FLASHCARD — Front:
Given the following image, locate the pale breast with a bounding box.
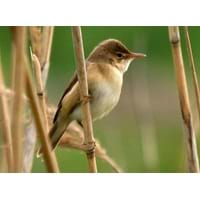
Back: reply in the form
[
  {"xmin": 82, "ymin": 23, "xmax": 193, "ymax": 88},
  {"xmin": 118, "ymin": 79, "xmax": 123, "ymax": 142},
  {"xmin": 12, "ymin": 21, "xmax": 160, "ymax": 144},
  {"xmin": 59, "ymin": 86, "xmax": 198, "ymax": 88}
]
[
  {"xmin": 90, "ymin": 66, "xmax": 123, "ymax": 120},
  {"xmin": 91, "ymin": 82, "xmax": 121, "ymax": 120},
  {"xmin": 70, "ymin": 64, "xmax": 123, "ymax": 121}
]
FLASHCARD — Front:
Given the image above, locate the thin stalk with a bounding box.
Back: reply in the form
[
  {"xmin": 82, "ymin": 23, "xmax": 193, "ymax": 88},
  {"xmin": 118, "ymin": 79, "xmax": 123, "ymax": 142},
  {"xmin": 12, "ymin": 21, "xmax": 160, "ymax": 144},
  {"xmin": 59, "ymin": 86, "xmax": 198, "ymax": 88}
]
[
  {"xmin": 29, "ymin": 27, "xmax": 42, "ymax": 62},
  {"xmin": 184, "ymin": 27, "xmax": 200, "ymax": 124},
  {"xmin": 168, "ymin": 26, "xmax": 199, "ymax": 172},
  {"xmin": 41, "ymin": 26, "xmax": 54, "ymax": 67},
  {"xmin": 31, "ymin": 53, "xmax": 49, "ymax": 130},
  {"xmin": 23, "ymin": 27, "xmax": 55, "ymax": 172},
  {"xmin": 32, "ymin": 53, "xmax": 58, "ymax": 165},
  {"xmin": 72, "ymin": 26, "xmax": 97, "ymax": 173},
  {"xmin": 40, "ymin": 26, "xmax": 54, "ymax": 85},
  {"xmin": 22, "ymin": 27, "xmax": 42, "ymax": 172},
  {"xmin": 0, "ymin": 57, "xmax": 14, "ymax": 172},
  {"xmin": 24, "ymin": 57, "xmax": 59, "ymax": 172},
  {"xmin": 11, "ymin": 27, "xmax": 26, "ymax": 172}
]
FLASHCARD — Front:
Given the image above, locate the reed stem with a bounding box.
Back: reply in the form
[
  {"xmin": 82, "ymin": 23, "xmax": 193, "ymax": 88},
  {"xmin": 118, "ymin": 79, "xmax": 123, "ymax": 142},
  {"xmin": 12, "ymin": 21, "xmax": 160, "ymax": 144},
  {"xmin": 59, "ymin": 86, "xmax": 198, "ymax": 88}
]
[
  {"xmin": 168, "ymin": 26, "xmax": 199, "ymax": 172},
  {"xmin": 24, "ymin": 60, "xmax": 59, "ymax": 172},
  {"xmin": 72, "ymin": 26, "xmax": 97, "ymax": 173},
  {"xmin": 41, "ymin": 26, "xmax": 54, "ymax": 85},
  {"xmin": 184, "ymin": 27, "xmax": 200, "ymax": 125},
  {"xmin": 11, "ymin": 27, "xmax": 26, "ymax": 172},
  {"xmin": 23, "ymin": 27, "xmax": 55, "ymax": 172}
]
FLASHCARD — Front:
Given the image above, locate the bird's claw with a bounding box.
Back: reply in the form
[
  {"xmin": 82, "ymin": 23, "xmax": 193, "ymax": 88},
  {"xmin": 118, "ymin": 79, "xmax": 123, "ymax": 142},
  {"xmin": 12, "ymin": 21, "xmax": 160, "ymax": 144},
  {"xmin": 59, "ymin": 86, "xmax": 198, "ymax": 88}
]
[
  {"xmin": 83, "ymin": 141, "xmax": 96, "ymax": 158},
  {"xmin": 81, "ymin": 95, "xmax": 92, "ymax": 104}
]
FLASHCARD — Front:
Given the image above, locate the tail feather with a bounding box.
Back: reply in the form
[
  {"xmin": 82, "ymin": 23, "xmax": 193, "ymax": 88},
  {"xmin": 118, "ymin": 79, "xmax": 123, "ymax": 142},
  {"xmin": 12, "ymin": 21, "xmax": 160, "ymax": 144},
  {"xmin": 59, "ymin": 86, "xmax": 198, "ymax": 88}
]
[
  {"xmin": 49, "ymin": 121, "xmax": 67, "ymax": 150},
  {"xmin": 37, "ymin": 119, "xmax": 70, "ymax": 157}
]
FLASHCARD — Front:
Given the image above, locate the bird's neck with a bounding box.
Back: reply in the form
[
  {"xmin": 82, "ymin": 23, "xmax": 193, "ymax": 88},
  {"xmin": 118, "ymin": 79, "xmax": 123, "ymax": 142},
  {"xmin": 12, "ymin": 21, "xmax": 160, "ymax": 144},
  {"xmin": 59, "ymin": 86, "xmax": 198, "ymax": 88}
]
[
  {"xmin": 114, "ymin": 60, "xmax": 132, "ymax": 73},
  {"xmin": 94, "ymin": 63, "xmax": 123, "ymax": 87}
]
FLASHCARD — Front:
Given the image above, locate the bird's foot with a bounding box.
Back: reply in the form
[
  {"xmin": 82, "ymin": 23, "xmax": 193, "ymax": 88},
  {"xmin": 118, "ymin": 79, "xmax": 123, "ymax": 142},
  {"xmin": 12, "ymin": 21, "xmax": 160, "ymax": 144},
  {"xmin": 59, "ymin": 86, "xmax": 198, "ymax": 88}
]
[
  {"xmin": 81, "ymin": 95, "xmax": 92, "ymax": 104},
  {"xmin": 83, "ymin": 140, "xmax": 96, "ymax": 158}
]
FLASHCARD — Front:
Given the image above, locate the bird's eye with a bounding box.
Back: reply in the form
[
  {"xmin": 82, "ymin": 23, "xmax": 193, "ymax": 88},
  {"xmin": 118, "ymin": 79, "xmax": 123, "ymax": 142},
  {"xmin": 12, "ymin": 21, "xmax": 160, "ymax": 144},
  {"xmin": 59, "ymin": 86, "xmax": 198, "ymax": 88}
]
[{"xmin": 116, "ymin": 53, "xmax": 123, "ymax": 58}]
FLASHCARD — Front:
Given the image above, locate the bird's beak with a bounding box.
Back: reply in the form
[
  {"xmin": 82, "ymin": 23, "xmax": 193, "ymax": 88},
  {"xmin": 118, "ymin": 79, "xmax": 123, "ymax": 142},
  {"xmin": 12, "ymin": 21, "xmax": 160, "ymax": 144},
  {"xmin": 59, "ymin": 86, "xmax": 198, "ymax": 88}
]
[{"xmin": 129, "ymin": 52, "xmax": 146, "ymax": 59}]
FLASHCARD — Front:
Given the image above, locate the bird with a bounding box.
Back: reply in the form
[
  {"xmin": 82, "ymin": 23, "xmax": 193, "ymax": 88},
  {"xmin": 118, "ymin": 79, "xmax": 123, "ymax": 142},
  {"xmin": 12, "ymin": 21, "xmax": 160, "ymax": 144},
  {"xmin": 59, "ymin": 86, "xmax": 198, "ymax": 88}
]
[{"xmin": 46, "ymin": 39, "xmax": 145, "ymax": 152}]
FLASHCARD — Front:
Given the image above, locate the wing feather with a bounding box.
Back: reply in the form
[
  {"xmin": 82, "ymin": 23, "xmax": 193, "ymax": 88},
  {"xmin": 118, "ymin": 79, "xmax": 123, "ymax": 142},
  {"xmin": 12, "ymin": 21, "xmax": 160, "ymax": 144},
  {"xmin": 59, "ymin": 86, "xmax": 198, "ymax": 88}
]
[
  {"xmin": 53, "ymin": 72, "xmax": 78, "ymax": 123},
  {"xmin": 53, "ymin": 61, "xmax": 92, "ymax": 123}
]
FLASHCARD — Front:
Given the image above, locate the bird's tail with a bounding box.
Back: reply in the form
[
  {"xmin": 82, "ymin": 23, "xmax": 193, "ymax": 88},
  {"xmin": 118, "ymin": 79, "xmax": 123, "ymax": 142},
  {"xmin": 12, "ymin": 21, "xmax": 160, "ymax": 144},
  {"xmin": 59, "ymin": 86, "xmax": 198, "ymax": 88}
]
[{"xmin": 37, "ymin": 118, "xmax": 70, "ymax": 157}]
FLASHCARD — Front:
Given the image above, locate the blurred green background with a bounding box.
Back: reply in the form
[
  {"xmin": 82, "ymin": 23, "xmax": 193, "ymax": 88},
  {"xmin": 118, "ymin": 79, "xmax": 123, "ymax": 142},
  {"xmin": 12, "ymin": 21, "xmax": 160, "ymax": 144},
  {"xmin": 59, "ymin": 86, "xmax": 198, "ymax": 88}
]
[{"xmin": 1, "ymin": 26, "xmax": 200, "ymax": 172}]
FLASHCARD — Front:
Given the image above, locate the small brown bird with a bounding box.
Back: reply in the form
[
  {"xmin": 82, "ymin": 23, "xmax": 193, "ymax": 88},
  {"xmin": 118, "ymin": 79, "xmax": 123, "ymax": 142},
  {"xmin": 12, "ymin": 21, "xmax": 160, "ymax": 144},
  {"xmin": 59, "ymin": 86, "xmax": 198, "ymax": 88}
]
[{"xmin": 49, "ymin": 39, "xmax": 145, "ymax": 150}]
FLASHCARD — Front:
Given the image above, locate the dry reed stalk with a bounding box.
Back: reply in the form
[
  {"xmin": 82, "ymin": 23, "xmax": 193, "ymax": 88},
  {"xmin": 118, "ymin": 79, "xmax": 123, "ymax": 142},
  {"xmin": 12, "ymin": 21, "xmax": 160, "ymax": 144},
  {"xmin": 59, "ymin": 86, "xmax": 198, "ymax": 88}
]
[
  {"xmin": 22, "ymin": 27, "xmax": 42, "ymax": 172},
  {"xmin": 27, "ymin": 27, "xmax": 58, "ymax": 172},
  {"xmin": 11, "ymin": 27, "xmax": 26, "ymax": 172},
  {"xmin": 168, "ymin": 26, "xmax": 199, "ymax": 172},
  {"xmin": 72, "ymin": 26, "xmax": 97, "ymax": 173},
  {"xmin": 184, "ymin": 27, "xmax": 200, "ymax": 124},
  {"xmin": 3, "ymin": 87, "xmax": 28, "ymax": 101},
  {"xmin": 41, "ymin": 27, "xmax": 54, "ymax": 66},
  {"xmin": 0, "ymin": 57, "xmax": 14, "ymax": 172},
  {"xmin": 31, "ymin": 52, "xmax": 49, "ymax": 130},
  {"xmin": 24, "ymin": 58, "xmax": 59, "ymax": 172},
  {"xmin": 31, "ymin": 52, "xmax": 58, "ymax": 165},
  {"xmin": 29, "ymin": 27, "xmax": 42, "ymax": 62},
  {"xmin": 40, "ymin": 27, "xmax": 54, "ymax": 84},
  {"xmin": 22, "ymin": 27, "xmax": 55, "ymax": 172}
]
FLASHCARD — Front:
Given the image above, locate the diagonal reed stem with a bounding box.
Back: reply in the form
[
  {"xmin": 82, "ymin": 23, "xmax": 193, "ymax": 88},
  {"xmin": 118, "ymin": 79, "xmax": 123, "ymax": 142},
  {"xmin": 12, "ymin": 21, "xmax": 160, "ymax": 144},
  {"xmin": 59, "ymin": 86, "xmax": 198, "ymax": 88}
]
[
  {"xmin": 23, "ymin": 27, "xmax": 55, "ymax": 172},
  {"xmin": 168, "ymin": 26, "xmax": 199, "ymax": 172},
  {"xmin": 24, "ymin": 57, "xmax": 59, "ymax": 172},
  {"xmin": 0, "ymin": 56, "xmax": 14, "ymax": 172},
  {"xmin": 31, "ymin": 54, "xmax": 49, "ymax": 130},
  {"xmin": 72, "ymin": 26, "xmax": 97, "ymax": 173},
  {"xmin": 184, "ymin": 27, "xmax": 200, "ymax": 124}
]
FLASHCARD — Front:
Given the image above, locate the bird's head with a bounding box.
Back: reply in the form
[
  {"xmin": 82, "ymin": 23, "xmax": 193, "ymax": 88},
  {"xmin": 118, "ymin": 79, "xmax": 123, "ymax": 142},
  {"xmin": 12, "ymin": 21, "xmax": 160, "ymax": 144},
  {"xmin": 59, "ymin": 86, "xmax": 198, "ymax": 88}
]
[{"xmin": 88, "ymin": 39, "xmax": 146, "ymax": 73}]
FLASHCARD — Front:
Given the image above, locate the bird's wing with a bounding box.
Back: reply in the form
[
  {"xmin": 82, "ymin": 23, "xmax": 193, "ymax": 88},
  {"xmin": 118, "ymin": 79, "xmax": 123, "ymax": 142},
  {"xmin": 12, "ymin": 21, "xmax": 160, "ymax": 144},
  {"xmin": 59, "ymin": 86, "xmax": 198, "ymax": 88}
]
[
  {"xmin": 53, "ymin": 72, "xmax": 78, "ymax": 123},
  {"xmin": 53, "ymin": 81, "xmax": 80, "ymax": 123},
  {"xmin": 53, "ymin": 61, "xmax": 92, "ymax": 123}
]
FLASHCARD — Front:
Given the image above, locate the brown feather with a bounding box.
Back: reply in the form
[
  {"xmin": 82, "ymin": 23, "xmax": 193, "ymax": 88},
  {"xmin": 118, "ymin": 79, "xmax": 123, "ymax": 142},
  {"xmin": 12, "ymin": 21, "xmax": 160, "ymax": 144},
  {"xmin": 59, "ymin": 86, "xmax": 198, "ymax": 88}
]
[
  {"xmin": 53, "ymin": 72, "xmax": 78, "ymax": 123},
  {"xmin": 53, "ymin": 61, "xmax": 91, "ymax": 123}
]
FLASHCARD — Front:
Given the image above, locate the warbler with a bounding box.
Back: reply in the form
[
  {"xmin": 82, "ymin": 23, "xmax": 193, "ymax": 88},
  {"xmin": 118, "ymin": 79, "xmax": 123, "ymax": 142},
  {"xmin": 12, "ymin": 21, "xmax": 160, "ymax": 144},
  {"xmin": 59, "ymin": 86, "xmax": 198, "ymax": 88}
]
[{"xmin": 49, "ymin": 39, "xmax": 145, "ymax": 150}]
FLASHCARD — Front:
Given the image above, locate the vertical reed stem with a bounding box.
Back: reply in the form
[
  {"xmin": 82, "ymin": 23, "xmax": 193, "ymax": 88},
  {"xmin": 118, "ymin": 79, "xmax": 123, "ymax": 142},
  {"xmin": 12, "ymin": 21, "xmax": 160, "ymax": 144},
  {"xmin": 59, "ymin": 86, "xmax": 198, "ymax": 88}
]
[
  {"xmin": 72, "ymin": 26, "xmax": 97, "ymax": 173},
  {"xmin": 0, "ymin": 57, "xmax": 14, "ymax": 172},
  {"xmin": 11, "ymin": 27, "xmax": 26, "ymax": 172},
  {"xmin": 168, "ymin": 26, "xmax": 199, "ymax": 172},
  {"xmin": 184, "ymin": 27, "xmax": 200, "ymax": 123}
]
